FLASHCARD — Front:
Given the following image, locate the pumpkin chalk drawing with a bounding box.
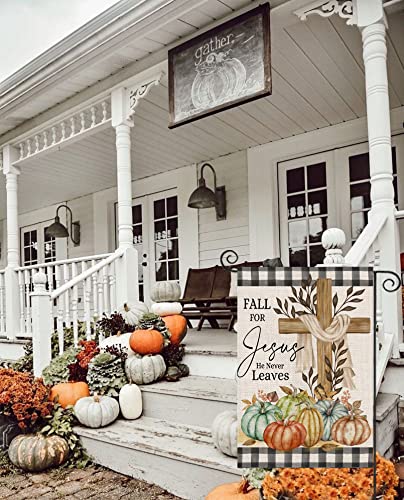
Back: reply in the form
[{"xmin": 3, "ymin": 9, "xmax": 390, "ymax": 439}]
[{"xmin": 191, "ymin": 51, "xmax": 247, "ymax": 110}]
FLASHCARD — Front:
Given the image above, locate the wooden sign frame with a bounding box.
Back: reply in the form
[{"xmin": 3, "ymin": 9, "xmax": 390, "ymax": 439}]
[{"xmin": 168, "ymin": 3, "xmax": 271, "ymax": 129}]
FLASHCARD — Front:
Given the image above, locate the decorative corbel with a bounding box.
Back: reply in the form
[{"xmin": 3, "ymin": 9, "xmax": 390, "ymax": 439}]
[
  {"xmin": 294, "ymin": 0, "xmax": 357, "ymax": 25},
  {"xmin": 128, "ymin": 73, "xmax": 163, "ymax": 117}
]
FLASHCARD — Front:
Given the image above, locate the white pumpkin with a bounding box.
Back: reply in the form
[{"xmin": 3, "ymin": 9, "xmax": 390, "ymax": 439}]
[
  {"xmin": 119, "ymin": 383, "xmax": 142, "ymax": 420},
  {"xmin": 211, "ymin": 411, "xmax": 238, "ymax": 458},
  {"xmin": 99, "ymin": 332, "xmax": 135, "ymax": 357},
  {"xmin": 150, "ymin": 282, "xmax": 181, "ymax": 303},
  {"xmin": 120, "ymin": 302, "xmax": 149, "ymax": 326},
  {"xmin": 74, "ymin": 394, "xmax": 119, "ymax": 428},
  {"xmin": 125, "ymin": 355, "xmax": 166, "ymax": 385},
  {"xmin": 150, "ymin": 302, "xmax": 183, "ymax": 317}
]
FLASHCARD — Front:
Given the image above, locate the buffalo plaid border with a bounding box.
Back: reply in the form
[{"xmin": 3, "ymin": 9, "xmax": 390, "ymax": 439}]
[
  {"xmin": 237, "ymin": 266, "xmax": 375, "ymax": 469},
  {"xmin": 238, "ymin": 447, "xmax": 374, "ymax": 468},
  {"xmin": 237, "ymin": 266, "xmax": 374, "ymax": 287}
]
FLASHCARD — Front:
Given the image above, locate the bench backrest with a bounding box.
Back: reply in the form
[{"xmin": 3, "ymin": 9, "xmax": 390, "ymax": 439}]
[{"xmin": 182, "ymin": 267, "xmax": 216, "ymax": 300}]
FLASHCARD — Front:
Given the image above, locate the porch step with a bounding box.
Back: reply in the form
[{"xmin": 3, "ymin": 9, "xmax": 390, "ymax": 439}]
[
  {"xmin": 376, "ymin": 392, "xmax": 400, "ymax": 459},
  {"xmin": 141, "ymin": 376, "xmax": 236, "ymax": 427},
  {"xmin": 183, "ymin": 329, "xmax": 237, "ymax": 379},
  {"xmin": 75, "ymin": 416, "xmax": 239, "ymax": 500}
]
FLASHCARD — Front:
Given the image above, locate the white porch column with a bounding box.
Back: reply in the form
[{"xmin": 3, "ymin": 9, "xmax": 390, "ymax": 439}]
[
  {"xmin": 3, "ymin": 145, "xmax": 21, "ymax": 339},
  {"xmin": 31, "ymin": 271, "xmax": 52, "ymax": 376},
  {"xmin": 111, "ymin": 87, "xmax": 139, "ymax": 306},
  {"xmin": 359, "ymin": 1, "xmax": 402, "ymax": 355}
]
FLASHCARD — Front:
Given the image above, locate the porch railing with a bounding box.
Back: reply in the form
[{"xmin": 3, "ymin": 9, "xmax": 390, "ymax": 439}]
[
  {"xmin": 14, "ymin": 253, "xmax": 112, "ymax": 338},
  {"xmin": 50, "ymin": 249, "xmax": 124, "ymax": 354},
  {"xmin": 0, "ymin": 270, "xmax": 5, "ymax": 337}
]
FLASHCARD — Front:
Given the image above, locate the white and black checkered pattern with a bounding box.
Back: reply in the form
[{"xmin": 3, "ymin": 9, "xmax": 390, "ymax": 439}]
[
  {"xmin": 237, "ymin": 267, "xmax": 374, "ymax": 287},
  {"xmin": 238, "ymin": 447, "xmax": 374, "ymax": 468}
]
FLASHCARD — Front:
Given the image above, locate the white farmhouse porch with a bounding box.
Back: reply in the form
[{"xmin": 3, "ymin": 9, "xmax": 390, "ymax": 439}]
[{"xmin": 0, "ymin": 0, "xmax": 403, "ymax": 497}]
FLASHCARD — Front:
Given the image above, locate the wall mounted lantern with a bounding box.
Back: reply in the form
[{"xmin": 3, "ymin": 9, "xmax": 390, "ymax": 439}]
[
  {"xmin": 187, "ymin": 163, "xmax": 227, "ymax": 221},
  {"xmin": 45, "ymin": 204, "xmax": 80, "ymax": 246}
]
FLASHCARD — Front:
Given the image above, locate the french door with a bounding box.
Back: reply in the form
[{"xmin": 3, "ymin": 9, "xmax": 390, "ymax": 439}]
[
  {"xmin": 279, "ymin": 136, "xmax": 404, "ymax": 266},
  {"xmin": 279, "ymin": 151, "xmax": 336, "ymax": 267},
  {"xmin": 121, "ymin": 189, "xmax": 180, "ymax": 303},
  {"xmin": 20, "ymin": 221, "xmax": 65, "ymax": 267}
]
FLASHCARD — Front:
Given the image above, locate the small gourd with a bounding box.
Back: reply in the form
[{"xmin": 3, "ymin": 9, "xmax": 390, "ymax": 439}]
[
  {"xmin": 74, "ymin": 394, "xmax": 119, "ymax": 428},
  {"xmin": 178, "ymin": 363, "xmax": 190, "ymax": 377},
  {"xmin": 212, "ymin": 411, "xmax": 237, "ymax": 457},
  {"xmin": 165, "ymin": 366, "xmax": 182, "ymax": 382},
  {"xmin": 119, "ymin": 383, "xmax": 142, "ymax": 420},
  {"xmin": 120, "ymin": 302, "xmax": 149, "ymax": 326},
  {"xmin": 125, "ymin": 354, "xmax": 166, "ymax": 385},
  {"xmin": 151, "ymin": 302, "xmax": 183, "ymax": 317}
]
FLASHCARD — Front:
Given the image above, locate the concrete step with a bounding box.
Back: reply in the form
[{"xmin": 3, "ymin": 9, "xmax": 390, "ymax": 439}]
[
  {"xmin": 75, "ymin": 416, "xmax": 240, "ymax": 500},
  {"xmin": 141, "ymin": 376, "xmax": 236, "ymax": 427},
  {"xmin": 376, "ymin": 392, "xmax": 400, "ymax": 459}
]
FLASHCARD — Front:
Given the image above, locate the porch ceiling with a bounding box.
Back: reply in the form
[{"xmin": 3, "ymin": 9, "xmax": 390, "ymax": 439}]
[{"xmin": 0, "ymin": 5, "xmax": 403, "ymax": 220}]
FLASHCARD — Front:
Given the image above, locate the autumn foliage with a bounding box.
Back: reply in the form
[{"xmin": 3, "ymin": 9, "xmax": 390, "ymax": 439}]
[
  {"xmin": 262, "ymin": 453, "xmax": 398, "ymax": 499},
  {"xmin": 0, "ymin": 368, "xmax": 54, "ymax": 430}
]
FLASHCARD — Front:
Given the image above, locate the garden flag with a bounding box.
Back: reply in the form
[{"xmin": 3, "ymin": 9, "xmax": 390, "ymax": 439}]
[{"xmin": 236, "ymin": 267, "xmax": 374, "ymax": 468}]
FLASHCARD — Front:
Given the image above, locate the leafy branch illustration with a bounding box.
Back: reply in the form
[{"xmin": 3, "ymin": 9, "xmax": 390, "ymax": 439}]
[
  {"xmin": 332, "ymin": 286, "xmax": 365, "ymax": 318},
  {"xmin": 324, "ymin": 340, "xmax": 349, "ymax": 396},
  {"xmin": 273, "ymin": 275, "xmax": 317, "ymax": 318},
  {"xmin": 302, "ymin": 366, "xmax": 318, "ymax": 399}
]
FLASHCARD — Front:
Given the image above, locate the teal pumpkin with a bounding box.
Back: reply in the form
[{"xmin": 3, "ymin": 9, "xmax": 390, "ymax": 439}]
[
  {"xmin": 241, "ymin": 402, "xmax": 282, "ymax": 441},
  {"xmin": 314, "ymin": 400, "xmax": 349, "ymax": 441},
  {"xmin": 277, "ymin": 390, "xmax": 311, "ymax": 419}
]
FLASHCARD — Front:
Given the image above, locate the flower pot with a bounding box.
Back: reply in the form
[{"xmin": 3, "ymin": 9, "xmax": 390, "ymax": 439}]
[{"xmin": 0, "ymin": 414, "xmax": 21, "ymax": 450}]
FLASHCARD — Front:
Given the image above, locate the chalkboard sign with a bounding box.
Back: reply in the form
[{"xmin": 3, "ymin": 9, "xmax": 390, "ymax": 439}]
[{"xmin": 168, "ymin": 4, "xmax": 271, "ymax": 128}]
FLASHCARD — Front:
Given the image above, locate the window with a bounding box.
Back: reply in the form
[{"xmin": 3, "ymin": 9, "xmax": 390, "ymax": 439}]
[{"xmin": 154, "ymin": 196, "xmax": 179, "ymax": 282}]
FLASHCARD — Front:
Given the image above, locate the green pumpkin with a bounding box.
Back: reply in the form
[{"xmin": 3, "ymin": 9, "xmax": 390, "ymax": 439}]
[
  {"xmin": 241, "ymin": 402, "xmax": 282, "ymax": 441},
  {"xmin": 315, "ymin": 399, "xmax": 349, "ymax": 441},
  {"xmin": 8, "ymin": 434, "xmax": 69, "ymax": 472},
  {"xmin": 277, "ymin": 389, "xmax": 311, "ymax": 418}
]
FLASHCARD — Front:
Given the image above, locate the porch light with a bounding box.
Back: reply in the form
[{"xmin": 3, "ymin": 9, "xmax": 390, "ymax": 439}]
[
  {"xmin": 46, "ymin": 204, "xmax": 80, "ymax": 246},
  {"xmin": 188, "ymin": 163, "xmax": 226, "ymax": 220}
]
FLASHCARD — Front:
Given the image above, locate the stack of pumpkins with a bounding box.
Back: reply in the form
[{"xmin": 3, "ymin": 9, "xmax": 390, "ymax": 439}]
[{"xmin": 150, "ymin": 281, "xmax": 187, "ymax": 345}]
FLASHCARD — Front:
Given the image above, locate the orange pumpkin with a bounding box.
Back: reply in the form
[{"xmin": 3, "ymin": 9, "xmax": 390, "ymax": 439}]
[
  {"xmin": 263, "ymin": 419, "xmax": 307, "ymax": 451},
  {"xmin": 162, "ymin": 315, "xmax": 187, "ymax": 345},
  {"xmin": 129, "ymin": 329, "xmax": 164, "ymax": 355},
  {"xmin": 49, "ymin": 381, "xmax": 89, "ymax": 409},
  {"xmin": 331, "ymin": 415, "xmax": 371, "ymax": 446},
  {"xmin": 206, "ymin": 481, "xmax": 259, "ymax": 500}
]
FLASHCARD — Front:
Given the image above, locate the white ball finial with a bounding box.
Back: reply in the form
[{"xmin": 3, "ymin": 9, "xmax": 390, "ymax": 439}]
[
  {"xmin": 33, "ymin": 271, "xmax": 47, "ymax": 291},
  {"xmin": 321, "ymin": 228, "xmax": 346, "ymax": 265}
]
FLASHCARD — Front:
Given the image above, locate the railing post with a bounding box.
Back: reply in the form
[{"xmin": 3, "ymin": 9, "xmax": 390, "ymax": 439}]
[
  {"xmin": 3, "ymin": 145, "xmax": 21, "ymax": 340},
  {"xmin": 359, "ymin": 4, "xmax": 402, "ymax": 356},
  {"xmin": 115, "ymin": 246, "xmax": 139, "ymax": 307},
  {"xmin": 112, "ymin": 87, "xmax": 139, "ymax": 307},
  {"xmin": 31, "ymin": 271, "xmax": 52, "ymax": 377},
  {"xmin": 321, "ymin": 228, "xmax": 346, "ymax": 265}
]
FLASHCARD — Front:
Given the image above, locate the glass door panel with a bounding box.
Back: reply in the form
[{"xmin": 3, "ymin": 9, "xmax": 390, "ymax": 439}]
[{"xmin": 279, "ymin": 152, "xmax": 335, "ymax": 266}]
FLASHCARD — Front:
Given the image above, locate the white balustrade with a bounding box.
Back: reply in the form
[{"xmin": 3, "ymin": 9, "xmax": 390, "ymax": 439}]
[
  {"xmin": 15, "ymin": 99, "xmax": 111, "ymax": 164},
  {"xmin": 15, "ymin": 253, "xmax": 111, "ymax": 338}
]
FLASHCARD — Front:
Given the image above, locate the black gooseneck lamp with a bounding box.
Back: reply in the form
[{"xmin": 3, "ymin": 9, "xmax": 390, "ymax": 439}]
[
  {"xmin": 45, "ymin": 204, "xmax": 81, "ymax": 246},
  {"xmin": 187, "ymin": 163, "xmax": 227, "ymax": 221}
]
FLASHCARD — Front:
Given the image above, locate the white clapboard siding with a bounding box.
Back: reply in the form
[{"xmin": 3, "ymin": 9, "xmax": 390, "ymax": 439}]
[{"xmin": 198, "ymin": 150, "xmax": 249, "ymax": 268}]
